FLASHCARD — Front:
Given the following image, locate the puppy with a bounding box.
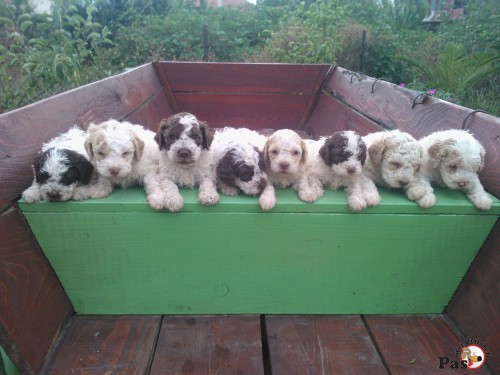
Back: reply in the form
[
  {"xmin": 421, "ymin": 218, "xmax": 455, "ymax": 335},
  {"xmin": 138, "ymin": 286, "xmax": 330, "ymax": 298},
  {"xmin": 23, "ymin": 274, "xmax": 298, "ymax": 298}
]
[
  {"xmin": 154, "ymin": 112, "xmax": 219, "ymax": 212},
  {"xmin": 419, "ymin": 129, "xmax": 493, "ymax": 210},
  {"xmin": 84, "ymin": 119, "xmax": 163, "ymax": 209},
  {"xmin": 259, "ymin": 129, "xmax": 317, "ymax": 210},
  {"xmin": 211, "ymin": 127, "xmax": 269, "ymax": 209},
  {"xmin": 22, "ymin": 127, "xmax": 95, "ymax": 202},
  {"xmin": 307, "ymin": 130, "xmax": 380, "ymax": 212},
  {"xmin": 363, "ymin": 130, "xmax": 436, "ymax": 208}
]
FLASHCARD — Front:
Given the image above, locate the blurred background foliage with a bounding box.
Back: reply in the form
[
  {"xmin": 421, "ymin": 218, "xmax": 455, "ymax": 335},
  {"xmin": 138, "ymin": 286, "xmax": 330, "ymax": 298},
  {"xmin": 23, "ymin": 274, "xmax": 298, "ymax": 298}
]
[{"xmin": 0, "ymin": 0, "xmax": 498, "ymax": 115}]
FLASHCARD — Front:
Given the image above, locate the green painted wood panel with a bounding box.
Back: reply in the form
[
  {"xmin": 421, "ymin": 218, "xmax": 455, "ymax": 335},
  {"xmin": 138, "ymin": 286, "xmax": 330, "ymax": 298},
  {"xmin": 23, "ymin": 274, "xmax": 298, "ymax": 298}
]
[{"xmin": 19, "ymin": 188, "xmax": 499, "ymax": 315}]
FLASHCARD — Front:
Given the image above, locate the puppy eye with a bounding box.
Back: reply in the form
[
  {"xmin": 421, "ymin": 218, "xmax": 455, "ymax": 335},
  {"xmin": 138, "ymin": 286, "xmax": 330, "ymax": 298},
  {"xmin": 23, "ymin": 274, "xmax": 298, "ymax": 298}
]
[
  {"xmin": 415, "ymin": 164, "xmax": 421, "ymax": 172},
  {"xmin": 448, "ymin": 164, "xmax": 458, "ymax": 172},
  {"xmin": 97, "ymin": 151, "xmax": 105, "ymax": 157},
  {"xmin": 390, "ymin": 162, "xmax": 401, "ymax": 169},
  {"xmin": 168, "ymin": 134, "xmax": 178, "ymax": 141},
  {"xmin": 270, "ymin": 149, "xmax": 278, "ymax": 155},
  {"xmin": 122, "ymin": 151, "xmax": 131, "ymax": 158},
  {"xmin": 292, "ymin": 150, "xmax": 301, "ymax": 156}
]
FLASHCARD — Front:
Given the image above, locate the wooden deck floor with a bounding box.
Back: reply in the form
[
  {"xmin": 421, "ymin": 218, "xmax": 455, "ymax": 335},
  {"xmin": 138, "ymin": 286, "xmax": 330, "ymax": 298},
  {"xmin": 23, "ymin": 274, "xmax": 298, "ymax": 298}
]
[{"xmin": 41, "ymin": 314, "xmax": 492, "ymax": 374}]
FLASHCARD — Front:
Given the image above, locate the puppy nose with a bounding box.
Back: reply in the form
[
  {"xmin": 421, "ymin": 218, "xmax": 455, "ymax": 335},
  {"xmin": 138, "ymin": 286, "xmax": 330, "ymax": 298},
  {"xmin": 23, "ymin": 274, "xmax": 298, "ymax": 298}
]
[
  {"xmin": 399, "ymin": 180, "xmax": 409, "ymax": 187},
  {"xmin": 458, "ymin": 180, "xmax": 468, "ymax": 188},
  {"xmin": 177, "ymin": 148, "xmax": 192, "ymax": 159},
  {"xmin": 347, "ymin": 167, "xmax": 356, "ymax": 175},
  {"xmin": 46, "ymin": 192, "xmax": 61, "ymax": 200},
  {"xmin": 279, "ymin": 162, "xmax": 290, "ymax": 171},
  {"xmin": 109, "ymin": 168, "xmax": 120, "ymax": 176}
]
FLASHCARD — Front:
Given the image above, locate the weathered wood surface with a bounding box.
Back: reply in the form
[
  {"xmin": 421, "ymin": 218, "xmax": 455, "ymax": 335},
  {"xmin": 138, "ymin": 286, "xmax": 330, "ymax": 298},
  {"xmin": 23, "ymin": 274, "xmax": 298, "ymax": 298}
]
[
  {"xmin": 41, "ymin": 315, "xmax": 161, "ymax": 374},
  {"xmin": 154, "ymin": 62, "xmax": 330, "ymax": 129},
  {"xmin": 447, "ymin": 219, "xmax": 500, "ymax": 373},
  {"xmin": 364, "ymin": 315, "xmax": 492, "ymax": 374},
  {"xmin": 326, "ymin": 66, "xmax": 500, "ymax": 197},
  {"xmin": 266, "ymin": 315, "xmax": 387, "ymax": 374},
  {"xmin": 0, "ymin": 63, "xmax": 165, "ymax": 208},
  {"xmin": 150, "ymin": 315, "xmax": 263, "ymax": 375},
  {"xmin": 0, "ymin": 207, "xmax": 73, "ymax": 374}
]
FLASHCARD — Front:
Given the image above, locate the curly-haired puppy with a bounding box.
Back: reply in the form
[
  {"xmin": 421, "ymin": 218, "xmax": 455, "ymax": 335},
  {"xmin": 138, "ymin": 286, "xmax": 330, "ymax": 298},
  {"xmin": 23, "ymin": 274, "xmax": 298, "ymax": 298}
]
[
  {"xmin": 211, "ymin": 127, "xmax": 269, "ymax": 209},
  {"xmin": 259, "ymin": 129, "xmax": 317, "ymax": 210},
  {"xmin": 363, "ymin": 130, "xmax": 436, "ymax": 208},
  {"xmin": 308, "ymin": 130, "xmax": 380, "ymax": 212},
  {"xmin": 85, "ymin": 119, "xmax": 163, "ymax": 209},
  {"xmin": 155, "ymin": 112, "xmax": 219, "ymax": 212},
  {"xmin": 419, "ymin": 129, "xmax": 492, "ymax": 210},
  {"xmin": 22, "ymin": 127, "xmax": 96, "ymax": 202}
]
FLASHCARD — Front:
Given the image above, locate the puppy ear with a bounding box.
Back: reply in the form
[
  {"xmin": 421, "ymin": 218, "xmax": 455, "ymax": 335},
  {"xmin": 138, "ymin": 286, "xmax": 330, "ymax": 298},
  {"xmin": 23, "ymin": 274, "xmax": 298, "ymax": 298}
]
[
  {"xmin": 358, "ymin": 138, "xmax": 367, "ymax": 165},
  {"xmin": 216, "ymin": 150, "xmax": 237, "ymax": 187},
  {"xmin": 33, "ymin": 151, "xmax": 48, "ymax": 182},
  {"xmin": 368, "ymin": 137, "xmax": 387, "ymax": 168},
  {"xmin": 155, "ymin": 118, "xmax": 170, "ymax": 150},
  {"xmin": 300, "ymin": 138, "xmax": 308, "ymax": 164},
  {"xmin": 199, "ymin": 121, "xmax": 213, "ymax": 150},
  {"xmin": 319, "ymin": 138, "xmax": 332, "ymax": 165},
  {"xmin": 84, "ymin": 124, "xmax": 97, "ymax": 160},
  {"xmin": 70, "ymin": 153, "xmax": 94, "ymax": 184},
  {"xmin": 131, "ymin": 131, "xmax": 145, "ymax": 160},
  {"xmin": 428, "ymin": 139, "xmax": 455, "ymax": 169},
  {"xmin": 478, "ymin": 145, "xmax": 486, "ymax": 172},
  {"xmin": 263, "ymin": 137, "xmax": 272, "ymax": 166}
]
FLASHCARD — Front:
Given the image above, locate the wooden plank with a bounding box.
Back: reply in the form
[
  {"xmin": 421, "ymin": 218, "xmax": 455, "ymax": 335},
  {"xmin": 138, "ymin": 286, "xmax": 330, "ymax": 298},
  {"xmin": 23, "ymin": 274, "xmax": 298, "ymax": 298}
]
[
  {"xmin": 173, "ymin": 92, "xmax": 314, "ymax": 129},
  {"xmin": 447, "ymin": 219, "xmax": 500, "ymax": 373},
  {"xmin": 42, "ymin": 315, "xmax": 161, "ymax": 374},
  {"xmin": 306, "ymin": 92, "xmax": 384, "ymax": 138},
  {"xmin": 19, "ymin": 189, "xmax": 498, "ymax": 314},
  {"xmin": 0, "ymin": 207, "xmax": 73, "ymax": 374},
  {"xmin": 0, "ymin": 63, "xmax": 163, "ymax": 208},
  {"xmin": 157, "ymin": 61, "xmax": 330, "ymax": 94},
  {"xmin": 124, "ymin": 89, "xmax": 173, "ymax": 132},
  {"xmin": 150, "ymin": 315, "xmax": 263, "ymax": 375},
  {"xmin": 266, "ymin": 315, "xmax": 387, "ymax": 374},
  {"xmin": 364, "ymin": 315, "xmax": 492, "ymax": 374}
]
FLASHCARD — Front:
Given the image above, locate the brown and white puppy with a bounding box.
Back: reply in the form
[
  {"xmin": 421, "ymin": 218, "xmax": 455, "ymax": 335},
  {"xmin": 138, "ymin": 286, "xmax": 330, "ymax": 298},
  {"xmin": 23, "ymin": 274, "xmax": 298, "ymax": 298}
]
[
  {"xmin": 259, "ymin": 129, "xmax": 317, "ymax": 210},
  {"xmin": 84, "ymin": 119, "xmax": 163, "ymax": 209},
  {"xmin": 22, "ymin": 127, "xmax": 96, "ymax": 202},
  {"xmin": 363, "ymin": 130, "xmax": 435, "ymax": 208},
  {"xmin": 211, "ymin": 127, "xmax": 269, "ymax": 208},
  {"xmin": 419, "ymin": 129, "xmax": 492, "ymax": 210},
  {"xmin": 155, "ymin": 112, "xmax": 219, "ymax": 212},
  {"xmin": 307, "ymin": 130, "xmax": 380, "ymax": 212}
]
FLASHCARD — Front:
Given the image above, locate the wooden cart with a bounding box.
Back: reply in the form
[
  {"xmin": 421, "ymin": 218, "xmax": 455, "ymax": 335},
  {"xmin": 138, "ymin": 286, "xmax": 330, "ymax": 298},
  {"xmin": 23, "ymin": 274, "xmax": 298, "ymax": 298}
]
[{"xmin": 0, "ymin": 62, "xmax": 498, "ymax": 374}]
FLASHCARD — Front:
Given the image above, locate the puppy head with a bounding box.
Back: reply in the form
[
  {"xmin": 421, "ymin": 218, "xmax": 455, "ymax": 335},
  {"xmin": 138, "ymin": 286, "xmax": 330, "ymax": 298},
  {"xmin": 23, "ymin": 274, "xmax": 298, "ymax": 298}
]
[
  {"xmin": 216, "ymin": 147, "xmax": 268, "ymax": 196},
  {"xmin": 427, "ymin": 134, "xmax": 485, "ymax": 191},
  {"xmin": 319, "ymin": 130, "xmax": 366, "ymax": 177},
  {"xmin": 369, "ymin": 131, "xmax": 423, "ymax": 188},
  {"xmin": 264, "ymin": 129, "xmax": 307, "ymax": 175},
  {"xmin": 155, "ymin": 112, "xmax": 213, "ymax": 165},
  {"xmin": 33, "ymin": 148, "xmax": 94, "ymax": 201},
  {"xmin": 85, "ymin": 120, "xmax": 144, "ymax": 179}
]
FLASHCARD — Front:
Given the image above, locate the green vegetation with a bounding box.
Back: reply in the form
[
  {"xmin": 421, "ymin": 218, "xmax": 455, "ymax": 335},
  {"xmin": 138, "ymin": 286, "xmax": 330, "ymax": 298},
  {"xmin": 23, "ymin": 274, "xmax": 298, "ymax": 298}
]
[{"xmin": 0, "ymin": 0, "xmax": 498, "ymax": 115}]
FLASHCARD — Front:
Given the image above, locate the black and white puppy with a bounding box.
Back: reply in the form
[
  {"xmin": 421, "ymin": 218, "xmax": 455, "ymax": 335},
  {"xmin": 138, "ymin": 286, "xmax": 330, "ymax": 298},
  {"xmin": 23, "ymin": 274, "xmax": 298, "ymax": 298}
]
[
  {"xmin": 307, "ymin": 130, "xmax": 380, "ymax": 212},
  {"xmin": 211, "ymin": 127, "xmax": 269, "ymax": 208},
  {"xmin": 22, "ymin": 127, "xmax": 94, "ymax": 202},
  {"xmin": 155, "ymin": 112, "xmax": 219, "ymax": 212}
]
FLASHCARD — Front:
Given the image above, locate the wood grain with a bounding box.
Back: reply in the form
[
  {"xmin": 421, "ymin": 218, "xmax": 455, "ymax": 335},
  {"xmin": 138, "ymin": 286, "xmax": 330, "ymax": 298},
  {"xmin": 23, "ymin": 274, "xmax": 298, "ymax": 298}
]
[
  {"xmin": 447, "ymin": 220, "xmax": 500, "ymax": 373},
  {"xmin": 0, "ymin": 207, "xmax": 73, "ymax": 374},
  {"xmin": 364, "ymin": 315, "xmax": 492, "ymax": 374},
  {"xmin": 150, "ymin": 315, "xmax": 263, "ymax": 375},
  {"xmin": 124, "ymin": 88, "xmax": 173, "ymax": 132},
  {"xmin": 266, "ymin": 315, "xmax": 387, "ymax": 374},
  {"xmin": 0, "ymin": 63, "xmax": 163, "ymax": 207},
  {"xmin": 42, "ymin": 315, "xmax": 161, "ymax": 374}
]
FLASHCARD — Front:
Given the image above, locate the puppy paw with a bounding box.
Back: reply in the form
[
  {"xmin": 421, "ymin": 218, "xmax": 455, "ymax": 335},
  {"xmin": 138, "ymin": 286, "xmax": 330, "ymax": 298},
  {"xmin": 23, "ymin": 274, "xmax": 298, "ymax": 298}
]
[
  {"xmin": 220, "ymin": 185, "xmax": 240, "ymax": 196},
  {"xmin": 363, "ymin": 190, "xmax": 381, "ymax": 207},
  {"xmin": 348, "ymin": 195, "xmax": 367, "ymax": 212},
  {"xmin": 72, "ymin": 190, "xmax": 89, "ymax": 201},
  {"xmin": 147, "ymin": 193, "xmax": 166, "ymax": 211},
  {"xmin": 417, "ymin": 192, "xmax": 436, "ymax": 208},
  {"xmin": 21, "ymin": 187, "xmax": 40, "ymax": 203},
  {"xmin": 199, "ymin": 189, "xmax": 220, "ymax": 206},
  {"xmin": 298, "ymin": 188, "xmax": 318, "ymax": 203},
  {"xmin": 165, "ymin": 193, "xmax": 184, "ymax": 212},
  {"xmin": 470, "ymin": 193, "xmax": 493, "ymax": 210},
  {"xmin": 406, "ymin": 184, "xmax": 427, "ymax": 201},
  {"xmin": 259, "ymin": 193, "xmax": 276, "ymax": 211}
]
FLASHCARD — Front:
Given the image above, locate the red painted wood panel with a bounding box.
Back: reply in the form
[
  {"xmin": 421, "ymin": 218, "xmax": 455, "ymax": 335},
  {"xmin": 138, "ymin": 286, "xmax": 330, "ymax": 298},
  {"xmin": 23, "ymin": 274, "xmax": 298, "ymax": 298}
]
[
  {"xmin": 42, "ymin": 315, "xmax": 161, "ymax": 374},
  {"xmin": 364, "ymin": 315, "xmax": 492, "ymax": 374},
  {"xmin": 0, "ymin": 207, "xmax": 73, "ymax": 374},
  {"xmin": 150, "ymin": 315, "xmax": 264, "ymax": 375},
  {"xmin": 124, "ymin": 89, "xmax": 173, "ymax": 132},
  {"xmin": 447, "ymin": 220, "xmax": 500, "ymax": 373}
]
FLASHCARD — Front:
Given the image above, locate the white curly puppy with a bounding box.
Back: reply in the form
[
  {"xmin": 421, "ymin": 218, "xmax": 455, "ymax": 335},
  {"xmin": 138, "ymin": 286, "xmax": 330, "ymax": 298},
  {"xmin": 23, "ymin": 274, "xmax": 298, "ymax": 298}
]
[
  {"xmin": 22, "ymin": 127, "xmax": 97, "ymax": 203},
  {"xmin": 84, "ymin": 119, "xmax": 163, "ymax": 209},
  {"xmin": 307, "ymin": 130, "xmax": 381, "ymax": 212},
  {"xmin": 419, "ymin": 129, "xmax": 493, "ymax": 210},
  {"xmin": 363, "ymin": 130, "xmax": 436, "ymax": 208},
  {"xmin": 154, "ymin": 112, "xmax": 219, "ymax": 212},
  {"xmin": 259, "ymin": 129, "xmax": 317, "ymax": 210},
  {"xmin": 211, "ymin": 127, "xmax": 269, "ymax": 209}
]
